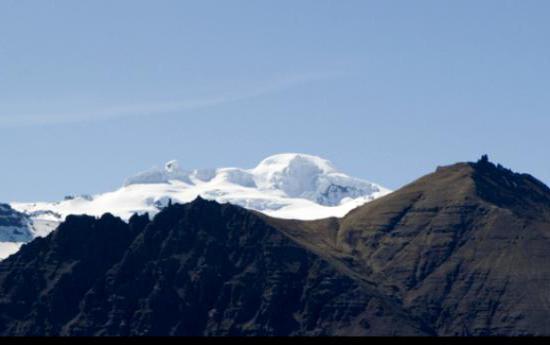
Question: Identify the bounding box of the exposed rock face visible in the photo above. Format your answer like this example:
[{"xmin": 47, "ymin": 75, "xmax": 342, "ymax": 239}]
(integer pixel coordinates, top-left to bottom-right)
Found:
[
  {"xmin": 330, "ymin": 159, "xmax": 550, "ymax": 335},
  {"xmin": 0, "ymin": 198, "xmax": 429, "ymax": 336},
  {"xmin": 1, "ymin": 158, "xmax": 550, "ymax": 336}
]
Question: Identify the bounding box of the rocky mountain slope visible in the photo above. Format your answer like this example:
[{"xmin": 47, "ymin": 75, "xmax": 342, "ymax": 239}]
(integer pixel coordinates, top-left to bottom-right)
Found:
[
  {"xmin": 0, "ymin": 198, "xmax": 428, "ymax": 336},
  {"xmin": 275, "ymin": 156, "xmax": 550, "ymax": 335},
  {"xmin": 1, "ymin": 156, "xmax": 549, "ymax": 336}
]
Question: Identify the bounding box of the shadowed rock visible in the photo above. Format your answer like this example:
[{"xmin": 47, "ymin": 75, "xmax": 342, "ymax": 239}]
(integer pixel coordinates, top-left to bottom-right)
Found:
[{"xmin": 0, "ymin": 197, "xmax": 429, "ymax": 336}]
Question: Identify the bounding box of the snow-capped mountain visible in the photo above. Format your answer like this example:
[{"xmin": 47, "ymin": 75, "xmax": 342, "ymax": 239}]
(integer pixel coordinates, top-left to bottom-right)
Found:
[
  {"xmin": 4, "ymin": 153, "xmax": 390, "ymax": 259},
  {"xmin": 0, "ymin": 204, "xmax": 36, "ymax": 259},
  {"xmin": 0, "ymin": 204, "xmax": 34, "ymax": 243},
  {"xmin": 0, "ymin": 203, "xmax": 59, "ymax": 259}
]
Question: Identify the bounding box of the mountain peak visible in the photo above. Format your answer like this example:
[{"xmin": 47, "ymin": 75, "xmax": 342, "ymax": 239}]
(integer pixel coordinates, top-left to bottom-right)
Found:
[
  {"xmin": 468, "ymin": 157, "xmax": 550, "ymax": 214},
  {"xmin": 251, "ymin": 153, "xmax": 377, "ymax": 202},
  {"xmin": 253, "ymin": 153, "xmax": 337, "ymax": 175},
  {"xmin": 342, "ymin": 156, "xmax": 550, "ymax": 239},
  {"xmin": 429, "ymin": 156, "xmax": 550, "ymax": 213},
  {"xmin": 329, "ymin": 158, "xmax": 550, "ymax": 335}
]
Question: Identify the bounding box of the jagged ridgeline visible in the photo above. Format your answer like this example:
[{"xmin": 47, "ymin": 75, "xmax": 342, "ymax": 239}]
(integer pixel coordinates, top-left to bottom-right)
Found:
[
  {"xmin": 0, "ymin": 198, "xmax": 428, "ymax": 336},
  {"xmin": 0, "ymin": 157, "xmax": 549, "ymax": 336}
]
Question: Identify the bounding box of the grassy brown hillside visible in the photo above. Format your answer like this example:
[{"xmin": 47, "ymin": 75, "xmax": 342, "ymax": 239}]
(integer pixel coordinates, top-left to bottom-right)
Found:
[{"xmin": 267, "ymin": 157, "xmax": 550, "ymax": 335}]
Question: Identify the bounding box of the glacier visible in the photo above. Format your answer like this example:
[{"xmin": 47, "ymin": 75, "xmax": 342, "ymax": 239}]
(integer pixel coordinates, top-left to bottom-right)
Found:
[{"xmin": 5, "ymin": 153, "xmax": 390, "ymax": 259}]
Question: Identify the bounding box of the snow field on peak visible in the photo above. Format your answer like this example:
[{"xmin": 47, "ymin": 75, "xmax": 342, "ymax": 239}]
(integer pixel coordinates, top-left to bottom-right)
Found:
[{"xmin": 10, "ymin": 153, "xmax": 391, "ymax": 243}]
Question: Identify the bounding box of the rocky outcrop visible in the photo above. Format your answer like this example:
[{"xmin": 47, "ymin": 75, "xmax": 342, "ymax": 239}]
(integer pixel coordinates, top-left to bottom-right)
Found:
[{"xmin": 0, "ymin": 198, "xmax": 429, "ymax": 336}]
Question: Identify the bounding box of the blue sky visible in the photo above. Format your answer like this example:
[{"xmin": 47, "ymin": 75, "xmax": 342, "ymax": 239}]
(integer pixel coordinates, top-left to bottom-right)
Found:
[{"xmin": 1, "ymin": 0, "xmax": 549, "ymax": 201}]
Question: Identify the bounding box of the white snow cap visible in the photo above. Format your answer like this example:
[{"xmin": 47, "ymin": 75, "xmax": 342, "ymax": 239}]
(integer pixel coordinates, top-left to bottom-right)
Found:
[
  {"xmin": 252, "ymin": 153, "xmax": 336, "ymax": 194},
  {"xmin": 11, "ymin": 153, "xmax": 391, "ymax": 241},
  {"xmin": 250, "ymin": 153, "xmax": 381, "ymax": 205},
  {"xmin": 123, "ymin": 153, "xmax": 385, "ymax": 205}
]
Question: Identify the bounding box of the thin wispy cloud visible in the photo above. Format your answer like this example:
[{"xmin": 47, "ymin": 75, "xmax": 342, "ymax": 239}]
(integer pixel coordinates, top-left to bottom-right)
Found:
[{"xmin": 0, "ymin": 72, "xmax": 339, "ymax": 127}]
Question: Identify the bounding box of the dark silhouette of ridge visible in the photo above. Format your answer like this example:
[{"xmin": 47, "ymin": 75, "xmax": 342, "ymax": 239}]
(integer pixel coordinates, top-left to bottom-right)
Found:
[{"xmin": 0, "ymin": 197, "xmax": 429, "ymax": 336}]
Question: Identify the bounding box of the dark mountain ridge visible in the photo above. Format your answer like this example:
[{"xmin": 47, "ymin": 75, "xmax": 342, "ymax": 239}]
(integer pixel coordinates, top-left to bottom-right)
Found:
[
  {"xmin": 0, "ymin": 198, "xmax": 429, "ymax": 336},
  {"xmin": 1, "ymin": 157, "xmax": 550, "ymax": 336}
]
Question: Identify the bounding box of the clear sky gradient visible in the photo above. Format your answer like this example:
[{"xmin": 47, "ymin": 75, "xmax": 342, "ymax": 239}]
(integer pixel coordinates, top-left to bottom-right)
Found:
[{"xmin": 1, "ymin": 0, "xmax": 549, "ymax": 201}]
